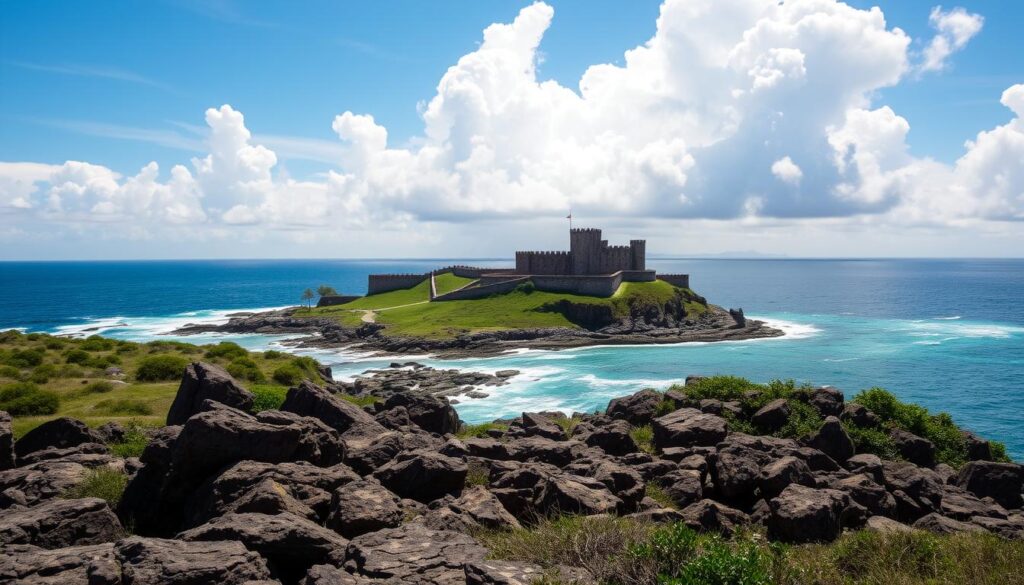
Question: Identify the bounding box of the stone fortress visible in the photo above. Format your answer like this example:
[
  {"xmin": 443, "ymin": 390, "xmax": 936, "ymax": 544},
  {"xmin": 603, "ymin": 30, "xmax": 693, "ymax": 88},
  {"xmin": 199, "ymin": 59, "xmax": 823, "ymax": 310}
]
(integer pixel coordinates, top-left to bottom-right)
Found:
[{"xmin": 321, "ymin": 228, "xmax": 690, "ymax": 306}]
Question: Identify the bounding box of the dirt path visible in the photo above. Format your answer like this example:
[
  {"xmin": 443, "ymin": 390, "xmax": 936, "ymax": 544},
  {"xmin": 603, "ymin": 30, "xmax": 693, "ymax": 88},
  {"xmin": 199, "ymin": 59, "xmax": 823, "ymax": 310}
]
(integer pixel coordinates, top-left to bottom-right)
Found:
[{"xmin": 358, "ymin": 299, "xmax": 430, "ymax": 324}]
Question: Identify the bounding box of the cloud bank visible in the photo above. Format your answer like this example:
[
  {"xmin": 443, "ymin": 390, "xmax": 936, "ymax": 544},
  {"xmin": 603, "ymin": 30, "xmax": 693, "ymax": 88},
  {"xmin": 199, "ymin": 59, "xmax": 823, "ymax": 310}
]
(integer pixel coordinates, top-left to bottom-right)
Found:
[{"xmin": 2, "ymin": 0, "xmax": 1021, "ymax": 258}]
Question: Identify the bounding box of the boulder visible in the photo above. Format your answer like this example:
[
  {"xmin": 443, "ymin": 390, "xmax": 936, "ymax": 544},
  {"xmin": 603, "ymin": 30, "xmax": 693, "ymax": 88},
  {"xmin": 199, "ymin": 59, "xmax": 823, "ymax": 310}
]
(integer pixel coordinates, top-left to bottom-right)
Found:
[
  {"xmin": 751, "ymin": 399, "xmax": 790, "ymax": 433},
  {"xmin": 963, "ymin": 431, "xmax": 993, "ymax": 462},
  {"xmin": 841, "ymin": 403, "xmax": 880, "ymax": 428},
  {"xmin": 344, "ymin": 430, "xmax": 440, "ymax": 476},
  {"xmin": 281, "ymin": 380, "xmax": 383, "ymax": 435},
  {"xmin": 166, "ymin": 362, "xmax": 254, "ymax": 425},
  {"xmin": 538, "ymin": 473, "xmax": 622, "ymax": 516},
  {"xmin": 116, "ymin": 536, "xmax": 273, "ymax": 584},
  {"xmin": 679, "ymin": 500, "xmax": 750, "ymax": 537},
  {"xmin": 711, "ymin": 449, "xmax": 761, "ymax": 501},
  {"xmin": 424, "ymin": 486, "xmax": 521, "ymax": 533},
  {"xmin": 12, "ymin": 417, "xmax": 105, "ymax": 460},
  {"xmin": 971, "ymin": 515, "xmax": 1024, "ymax": 540},
  {"xmin": 301, "ymin": 564, "xmax": 374, "ymax": 584},
  {"xmin": 188, "ymin": 460, "xmax": 359, "ymax": 527},
  {"xmin": 865, "ymin": 515, "xmax": 919, "ymax": 534},
  {"xmin": 0, "ymin": 460, "xmax": 88, "ymax": 508},
  {"xmin": 652, "ymin": 408, "xmax": 728, "ymax": 449},
  {"xmin": 584, "ymin": 460, "xmax": 645, "ymax": 513},
  {"xmin": 373, "ymin": 450, "xmax": 467, "ymax": 503},
  {"xmin": 913, "ymin": 512, "xmax": 988, "ymax": 535},
  {"xmin": 344, "ymin": 523, "xmax": 488, "ymax": 584},
  {"xmin": 940, "ymin": 487, "xmax": 1008, "ymax": 521},
  {"xmin": 573, "ymin": 419, "xmax": 637, "ymax": 456},
  {"xmin": 832, "ymin": 474, "xmax": 897, "ymax": 518},
  {"xmin": 759, "ymin": 456, "xmax": 814, "ymax": 499},
  {"xmin": 768, "ymin": 484, "xmax": 849, "ymax": 543},
  {"xmin": 178, "ymin": 511, "xmax": 347, "ymax": 581},
  {"xmin": 809, "ymin": 387, "xmax": 844, "ymax": 417},
  {"xmin": 957, "ymin": 461, "xmax": 1023, "ymax": 509},
  {"xmin": 881, "ymin": 461, "xmax": 944, "ymax": 522},
  {"xmin": 806, "ymin": 417, "xmax": 854, "ymax": 463},
  {"xmin": 0, "ymin": 543, "xmax": 121, "ymax": 585},
  {"xmin": 517, "ymin": 412, "xmax": 566, "ymax": 441},
  {"xmin": 659, "ymin": 469, "xmax": 704, "ymax": 508},
  {"xmin": 505, "ymin": 436, "xmax": 585, "ymax": 467},
  {"xmin": 464, "ymin": 560, "xmax": 546, "ymax": 585},
  {"xmin": 0, "ymin": 497, "xmax": 122, "ymax": 549},
  {"xmin": 605, "ymin": 389, "xmax": 663, "ymax": 425},
  {"xmin": 383, "ymin": 392, "xmax": 460, "ymax": 435},
  {"xmin": 327, "ymin": 478, "xmax": 402, "ymax": 538},
  {"xmin": 844, "ymin": 454, "xmax": 884, "ymax": 483},
  {"xmin": 889, "ymin": 429, "xmax": 936, "ymax": 468},
  {"xmin": 229, "ymin": 477, "xmax": 319, "ymax": 521},
  {"xmin": 0, "ymin": 411, "xmax": 13, "ymax": 470}
]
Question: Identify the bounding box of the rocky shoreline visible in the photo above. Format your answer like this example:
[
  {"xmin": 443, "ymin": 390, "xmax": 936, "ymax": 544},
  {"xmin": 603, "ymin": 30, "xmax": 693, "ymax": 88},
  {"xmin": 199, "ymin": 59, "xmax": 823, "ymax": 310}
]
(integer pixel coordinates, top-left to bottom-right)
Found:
[
  {"xmin": 171, "ymin": 305, "xmax": 784, "ymax": 358},
  {"xmin": 1, "ymin": 361, "xmax": 1021, "ymax": 584}
]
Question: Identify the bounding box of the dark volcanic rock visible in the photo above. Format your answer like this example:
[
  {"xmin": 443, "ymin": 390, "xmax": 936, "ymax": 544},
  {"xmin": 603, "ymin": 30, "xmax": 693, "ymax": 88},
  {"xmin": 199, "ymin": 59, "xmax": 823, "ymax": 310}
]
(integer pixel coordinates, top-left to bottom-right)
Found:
[
  {"xmin": 679, "ymin": 500, "xmax": 750, "ymax": 536},
  {"xmin": 13, "ymin": 417, "xmax": 105, "ymax": 460},
  {"xmin": 0, "ymin": 497, "xmax": 122, "ymax": 549},
  {"xmin": 831, "ymin": 474, "xmax": 897, "ymax": 518},
  {"xmin": 464, "ymin": 560, "xmax": 547, "ymax": 585},
  {"xmin": 768, "ymin": 484, "xmax": 850, "ymax": 543},
  {"xmin": 751, "ymin": 399, "xmax": 790, "ymax": 433},
  {"xmin": 282, "ymin": 380, "xmax": 383, "ymax": 435},
  {"xmin": 605, "ymin": 389, "xmax": 663, "ymax": 425},
  {"xmin": 166, "ymin": 362, "xmax": 255, "ymax": 425},
  {"xmin": 659, "ymin": 469, "xmax": 704, "ymax": 508},
  {"xmin": 328, "ymin": 478, "xmax": 402, "ymax": 538},
  {"xmin": 178, "ymin": 511, "xmax": 347, "ymax": 580},
  {"xmin": 806, "ymin": 416, "xmax": 854, "ymax": 463},
  {"xmin": 652, "ymin": 408, "xmax": 728, "ymax": 449},
  {"xmin": 809, "ymin": 387, "xmax": 844, "ymax": 417},
  {"xmin": 0, "ymin": 411, "xmax": 13, "ymax": 470},
  {"xmin": 383, "ymin": 392, "xmax": 460, "ymax": 435},
  {"xmin": 0, "ymin": 460, "xmax": 89, "ymax": 508},
  {"xmin": 373, "ymin": 450, "xmax": 467, "ymax": 502},
  {"xmin": 841, "ymin": 403, "xmax": 880, "ymax": 428},
  {"xmin": 516, "ymin": 412, "xmax": 566, "ymax": 441},
  {"xmin": 573, "ymin": 419, "xmax": 637, "ymax": 456},
  {"xmin": 344, "ymin": 523, "xmax": 488, "ymax": 584},
  {"xmin": 759, "ymin": 456, "xmax": 814, "ymax": 499},
  {"xmin": 301, "ymin": 563, "xmax": 372, "ymax": 584},
  {"xmin": 0, "ymin": 543, "xmax": 121, "ymax": 585},
  {"xmin": 963, "ymin": 431, "xmax": 993, "ymax": 462},
  {"xmin": 116, "ymin": 535, "xmax": 274, "ymax": 584},
  {"xmin": 505, "ymin": 436, "xmax": 585, "ymax": 467},
  {"xmin": 711, "ymin": 449, "xmax": 761, "ymax": 501},
  {"xmin": 913, "ymin": 512, "xmax": 987, "ymax": 535},
  {"xmin": 538, "ymin": 473, "xmax": 622, "ymax": 516},
  {"xmin": 957, "ymin": 461, "xmax": 1024, "ymax": 509},
  {"xmin": 424, "ymin": 485, "xmax": 522, "ymax": 533},
  {"xmin": 889, "ymin": 428, "xmax": 936, "ymax": 468},
  {"xmin": 881, "ymin": 461, "xmax": 944, "ymax": 522},
  {"xmin": 229, "ymin": 477, "xmax": 319, "ymax": 521}
]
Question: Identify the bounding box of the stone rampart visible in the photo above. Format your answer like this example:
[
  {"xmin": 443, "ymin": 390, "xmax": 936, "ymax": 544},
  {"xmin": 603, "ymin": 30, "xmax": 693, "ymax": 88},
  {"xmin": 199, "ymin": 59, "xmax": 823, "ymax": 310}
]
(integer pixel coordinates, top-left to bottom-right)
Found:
[
  {"xmin": 367, "ymin": 273, "xmax": 428, "ymax": 295},
  {"xmin": 431, "ymin": 277, "xmax": 531, "ymax": 301},
  {"xmin": 657, "ymin": 274, "xmax": 690, "ymax": 288},
  {"xmin": 515, "ymin": 251, "xmax": 572, "ymax": 275}
]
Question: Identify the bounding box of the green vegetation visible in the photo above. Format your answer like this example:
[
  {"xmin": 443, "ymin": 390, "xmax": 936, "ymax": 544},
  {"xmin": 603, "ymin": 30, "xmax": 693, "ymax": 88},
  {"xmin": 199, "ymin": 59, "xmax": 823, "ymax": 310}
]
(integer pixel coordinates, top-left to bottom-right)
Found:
[
  {"xmin": 295, "ymin": 275, "xmax": 707, "ymax": 340},
  {"xmin": 458, "ymin": 421, "xmax": 511, "ymax": 439},
  {"xmin": 630, "ymin": 424, "xmax": 655, "ymax": 454},
  {"xmin": 251, "ymin": 384, "xmax": 289, "ymax": 412},
  {"xmin": 63, "ymin": 467, "xmax": 129, "ymax": 508},
  {"xmin": 0, "ymin": 330, "xmax": 302, "ymax": 436},
  {"xmin": 110, "ymin": 423, "xmax": 150, "ymax": 458},
  {"xmin": 664, "ymin": 376, "xmax": 1009, "ymax": 468},
  {"xmin": 476, "ymin": 515, "xmax": 1024, "ymax": 585},
  {"xmin": 135, "ymin": 354, "xmax": 190, "ymax": 381}
]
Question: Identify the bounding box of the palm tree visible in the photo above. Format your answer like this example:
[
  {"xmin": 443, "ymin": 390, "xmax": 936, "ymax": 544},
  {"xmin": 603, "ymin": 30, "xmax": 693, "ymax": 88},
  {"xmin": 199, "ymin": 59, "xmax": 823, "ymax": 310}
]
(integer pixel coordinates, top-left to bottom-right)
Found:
[{"xmin": 301, "ymin": 288, "xmax": 315, "ymax": 308}]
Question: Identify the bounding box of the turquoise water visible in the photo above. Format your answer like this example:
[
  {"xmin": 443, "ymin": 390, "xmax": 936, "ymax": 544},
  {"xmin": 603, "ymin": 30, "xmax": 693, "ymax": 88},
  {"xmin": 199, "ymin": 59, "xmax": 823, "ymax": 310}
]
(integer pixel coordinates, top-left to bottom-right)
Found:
[{"xmin": 1, "ymin": 259, "xmax": 1021, "ymax": 458}]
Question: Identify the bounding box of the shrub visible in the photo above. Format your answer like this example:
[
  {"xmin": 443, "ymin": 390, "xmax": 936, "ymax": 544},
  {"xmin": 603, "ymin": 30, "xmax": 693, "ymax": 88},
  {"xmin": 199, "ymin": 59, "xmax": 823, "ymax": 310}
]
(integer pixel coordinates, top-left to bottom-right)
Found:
[
  {"xmin": 4, "ymin": 348, "xmax": 45, "ymax": 368},
  {"xmin": 0, "ymin": 382, "xmax": 59, "ymax": 415},
  {"xmin": 457, "ymin": 422, "xmax": 509, "ymax": 439},
  {"xmin": 0, "ymin": 365, "xmax": 20, "ymax": 379},
  {"xmin": 81, "ymin": 380, "xmax": 115, "ymax": 394},
  {"xmin": 290, "ymin": 356, "xmax": 322, "ymax": 379},
  {"xmin": 251, "ymin": 384, "xmax": 288, "ymax": 412},
  {"xmin": 145, "ymin": 340, "xmax": 201, "ymax": 354},
  {"xmin": 110, "ymin": 424, "xmax": 150, "ymax": 458},
  {"xmin": 80, "ymin": 336, "xmax": 116, "ymax": 351},
  {"xmin": 630, "ymin": 424, "xmax": 655, "ymax": 454},
  {"xmin": 63, "ymin": 467, "xmax": 129, "ymax": 508},
  {"xmin": 226, "ymin": 357, "xmax": 266, "ymax": 383},
  {"xmin": 515, "ymin": 281, "xmax": 537, "ymax": 294},
  {"xmin": 44, "ymin": 338, "xmax": 66, "ymax": 350},
  {"xmin": 135, "ymin": 354, "xmax": 189, "ymax": 381},
  {"xmin": 28, "ymin": 364, "xmax": 57, "ymax": 384},
  {"xmin": 65, "ymin": 349, "xmax": 92, "ymax": 365},
  {"xmin": 94, "ymin": 399, "xmax": 153, "ymax": 416},
  {"xmin": 630, "ymin": 523, "xmax": 779, "ymax": 585},
  {"xmin": 272, "ymin": 364, "xmax": 305, "ymax": 386},
  {"xmin": 263, "ymin": 350, "xmax": 284, "ymax": 359},
  {"xmin": 845, "ymin": 423, "xmax": 899, "ymax": 461},
  {"xmin": 204, "ymin": 341, "xmax": 248, "ymax": 360}
]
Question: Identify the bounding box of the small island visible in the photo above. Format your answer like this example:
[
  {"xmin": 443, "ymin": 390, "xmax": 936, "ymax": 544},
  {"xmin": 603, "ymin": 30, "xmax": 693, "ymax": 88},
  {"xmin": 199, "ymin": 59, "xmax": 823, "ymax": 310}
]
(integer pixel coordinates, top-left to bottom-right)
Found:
[{"xmin": 176, "ymin": 227, "xmax": 782, "ymax": 356}]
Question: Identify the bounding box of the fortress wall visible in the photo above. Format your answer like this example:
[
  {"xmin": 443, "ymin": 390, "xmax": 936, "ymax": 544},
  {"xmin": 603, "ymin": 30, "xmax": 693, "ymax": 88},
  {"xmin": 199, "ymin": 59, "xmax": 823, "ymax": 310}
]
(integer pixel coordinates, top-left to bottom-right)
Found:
[
  {"xmin": 630, "ymin": 240, "xmax": 646, "ymax": 271},
  {"xmin": 436, "ymin": 265, "xmax": 517, "ymax": 279},
  {"xmin": 657, "ymin": 273, "xmax": 690, "ymax": 288},
  {"xmin": 367, "ymin": 273, "xmax": 428, "ymax": 295},
  {"xmin": 621, "ymin": 270, "xmax": 657, "ymax": 282},
  {"xmin": 531, "ymin": 272, "xmax": 623, "ymax": 297},
  {"xmin": 515, "ymin": 251, "xmax": 571, "ymax": 275},
  {"xmin": 570, "ymin": 228, "xmax": 602, "ymax": 275},
  {"xmin": 600, "ymin": 245, "xmax": 632, "ymax": 274},
  {"xmin": 479, "ymin": 274, "xmax": 519, "ymax": 286},
  {"xmin": 432, "ymin": 276, "xmax": 531, "ymax": 301}
]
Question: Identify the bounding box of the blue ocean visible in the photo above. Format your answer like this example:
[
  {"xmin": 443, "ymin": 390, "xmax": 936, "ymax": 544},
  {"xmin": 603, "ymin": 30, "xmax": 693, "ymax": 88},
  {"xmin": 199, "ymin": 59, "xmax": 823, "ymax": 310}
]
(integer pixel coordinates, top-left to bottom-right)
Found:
[{"xmin": 1, "ymin": 258, "xmax": 1022, "ymax": 459}]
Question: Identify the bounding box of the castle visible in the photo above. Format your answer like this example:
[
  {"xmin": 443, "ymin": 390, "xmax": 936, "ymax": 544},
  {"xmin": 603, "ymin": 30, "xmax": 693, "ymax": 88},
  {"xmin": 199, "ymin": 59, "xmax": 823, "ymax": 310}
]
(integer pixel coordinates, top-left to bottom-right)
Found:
[{"xmin": 318, "ymin": 228, "xmax": 689, "ymax": 306}]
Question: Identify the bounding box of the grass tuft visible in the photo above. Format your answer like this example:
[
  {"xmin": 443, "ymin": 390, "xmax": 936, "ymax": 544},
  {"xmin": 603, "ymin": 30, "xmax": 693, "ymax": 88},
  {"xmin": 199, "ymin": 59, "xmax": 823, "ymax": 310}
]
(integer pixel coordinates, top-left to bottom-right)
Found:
[{"xmin": 63, "ymin": 467, "xmax": 129, "ymax": 508}]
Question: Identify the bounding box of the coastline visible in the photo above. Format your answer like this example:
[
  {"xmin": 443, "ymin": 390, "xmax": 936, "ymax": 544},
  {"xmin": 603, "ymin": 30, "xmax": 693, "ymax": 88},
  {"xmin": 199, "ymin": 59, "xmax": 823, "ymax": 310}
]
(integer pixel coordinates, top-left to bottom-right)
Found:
[{"xmin": 166, "ymin": 304, "xmax": 786, "ymax": 359}]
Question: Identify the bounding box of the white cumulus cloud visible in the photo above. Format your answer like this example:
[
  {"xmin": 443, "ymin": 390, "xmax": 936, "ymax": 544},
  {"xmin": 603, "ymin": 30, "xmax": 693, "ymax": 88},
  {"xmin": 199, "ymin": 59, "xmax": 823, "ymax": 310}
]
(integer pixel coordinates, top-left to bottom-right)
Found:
[{"xmin": 920, "ymin": 6, "xmax": 984, "ymax": 73}]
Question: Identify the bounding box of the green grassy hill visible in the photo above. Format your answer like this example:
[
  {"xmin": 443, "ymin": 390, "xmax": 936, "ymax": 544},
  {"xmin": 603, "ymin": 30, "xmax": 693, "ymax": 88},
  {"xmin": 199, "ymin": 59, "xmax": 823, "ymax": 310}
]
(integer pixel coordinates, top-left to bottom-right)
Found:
[{"xmin": 299, "ymin": 278, "xmax": 708, "ymax": 339}]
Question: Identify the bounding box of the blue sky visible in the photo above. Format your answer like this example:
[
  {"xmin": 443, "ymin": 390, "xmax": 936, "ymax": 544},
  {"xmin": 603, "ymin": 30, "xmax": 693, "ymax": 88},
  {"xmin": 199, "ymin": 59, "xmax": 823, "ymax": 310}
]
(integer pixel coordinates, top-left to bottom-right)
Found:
[{"xmin": 1, "ymin": 0, "xmax": 1022, "ymax": 259}]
